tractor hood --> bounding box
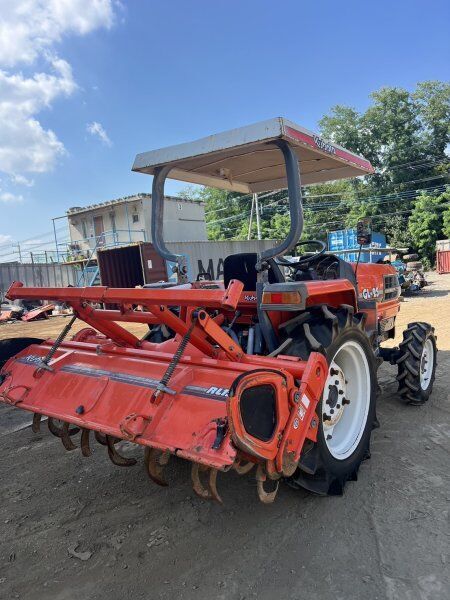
[132,117,374,193]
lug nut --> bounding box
[330,409,334,414]
[335,380,339,385]
[323,413,331,421]
[342,398,350,405]
[336,404,341,409]
[326,434,332,440]
[330,368,339,376]
[339,390,344,395]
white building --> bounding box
[66,193,206,259]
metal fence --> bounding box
[0,262,78,300]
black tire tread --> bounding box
[397,322,437,405]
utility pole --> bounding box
[15,242,22,263]
[52,218,60,263]
[247,194,255,240]
[254,193,261,240]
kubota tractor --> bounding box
[0,118,437,503]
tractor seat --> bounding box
[223,253,284,291]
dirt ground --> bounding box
[0,273,449,600]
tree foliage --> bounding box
[408,191,449,261]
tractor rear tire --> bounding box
[0,337,43,370]
[283,305,378,496]
[396,322,437,405]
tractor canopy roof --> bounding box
[132,117,374,194]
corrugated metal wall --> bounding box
[436,240,450,275]
[167,240,277,280]
[437,251,450,274]
[0,262,77,299]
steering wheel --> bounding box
[276,239,327,269]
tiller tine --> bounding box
[144,447,170,487]
[191,463,222,504]
[32,412,41,433]
[94,431,107,446]
[47,417,79,439]
[105,435,137,467]
[61,421,77,451]
[233,459,255,475]
[255,465,279,504]
[80,428,92,457]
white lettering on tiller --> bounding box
[206,386,229,397]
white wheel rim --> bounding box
[420,338,434,391]
[322,340,371,460]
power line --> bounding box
[206,183,449,227]
[203,159,449,215]
[0,225,68,250]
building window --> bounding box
[81,219,88,239]
[132,213,140,223]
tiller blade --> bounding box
[191,463,222,504]
[144,448,170,486]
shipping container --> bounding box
[436,239,450,274]
[97,243,168,288]
[328,229,387,263]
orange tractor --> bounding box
[0,119,437,503]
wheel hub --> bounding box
[419,338,434,391]
[323,362,347,429]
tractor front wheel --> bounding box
[283,306,378,495]
[396,322,437,405]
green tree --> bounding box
[408,191,449,261]
[319,83,449,231]
[382,215,412,249]
[413,81,450,159]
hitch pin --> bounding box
[153,383,177,398]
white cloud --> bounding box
[0,191,24,203]
[10,173,34,187]
[0,1,116,68]
[87,121,112,146]
[0,1,117,182]
[0,234,12,244]
[0,58,76,175]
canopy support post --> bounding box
[151,166,188,283]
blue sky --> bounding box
[0,0,449,258]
